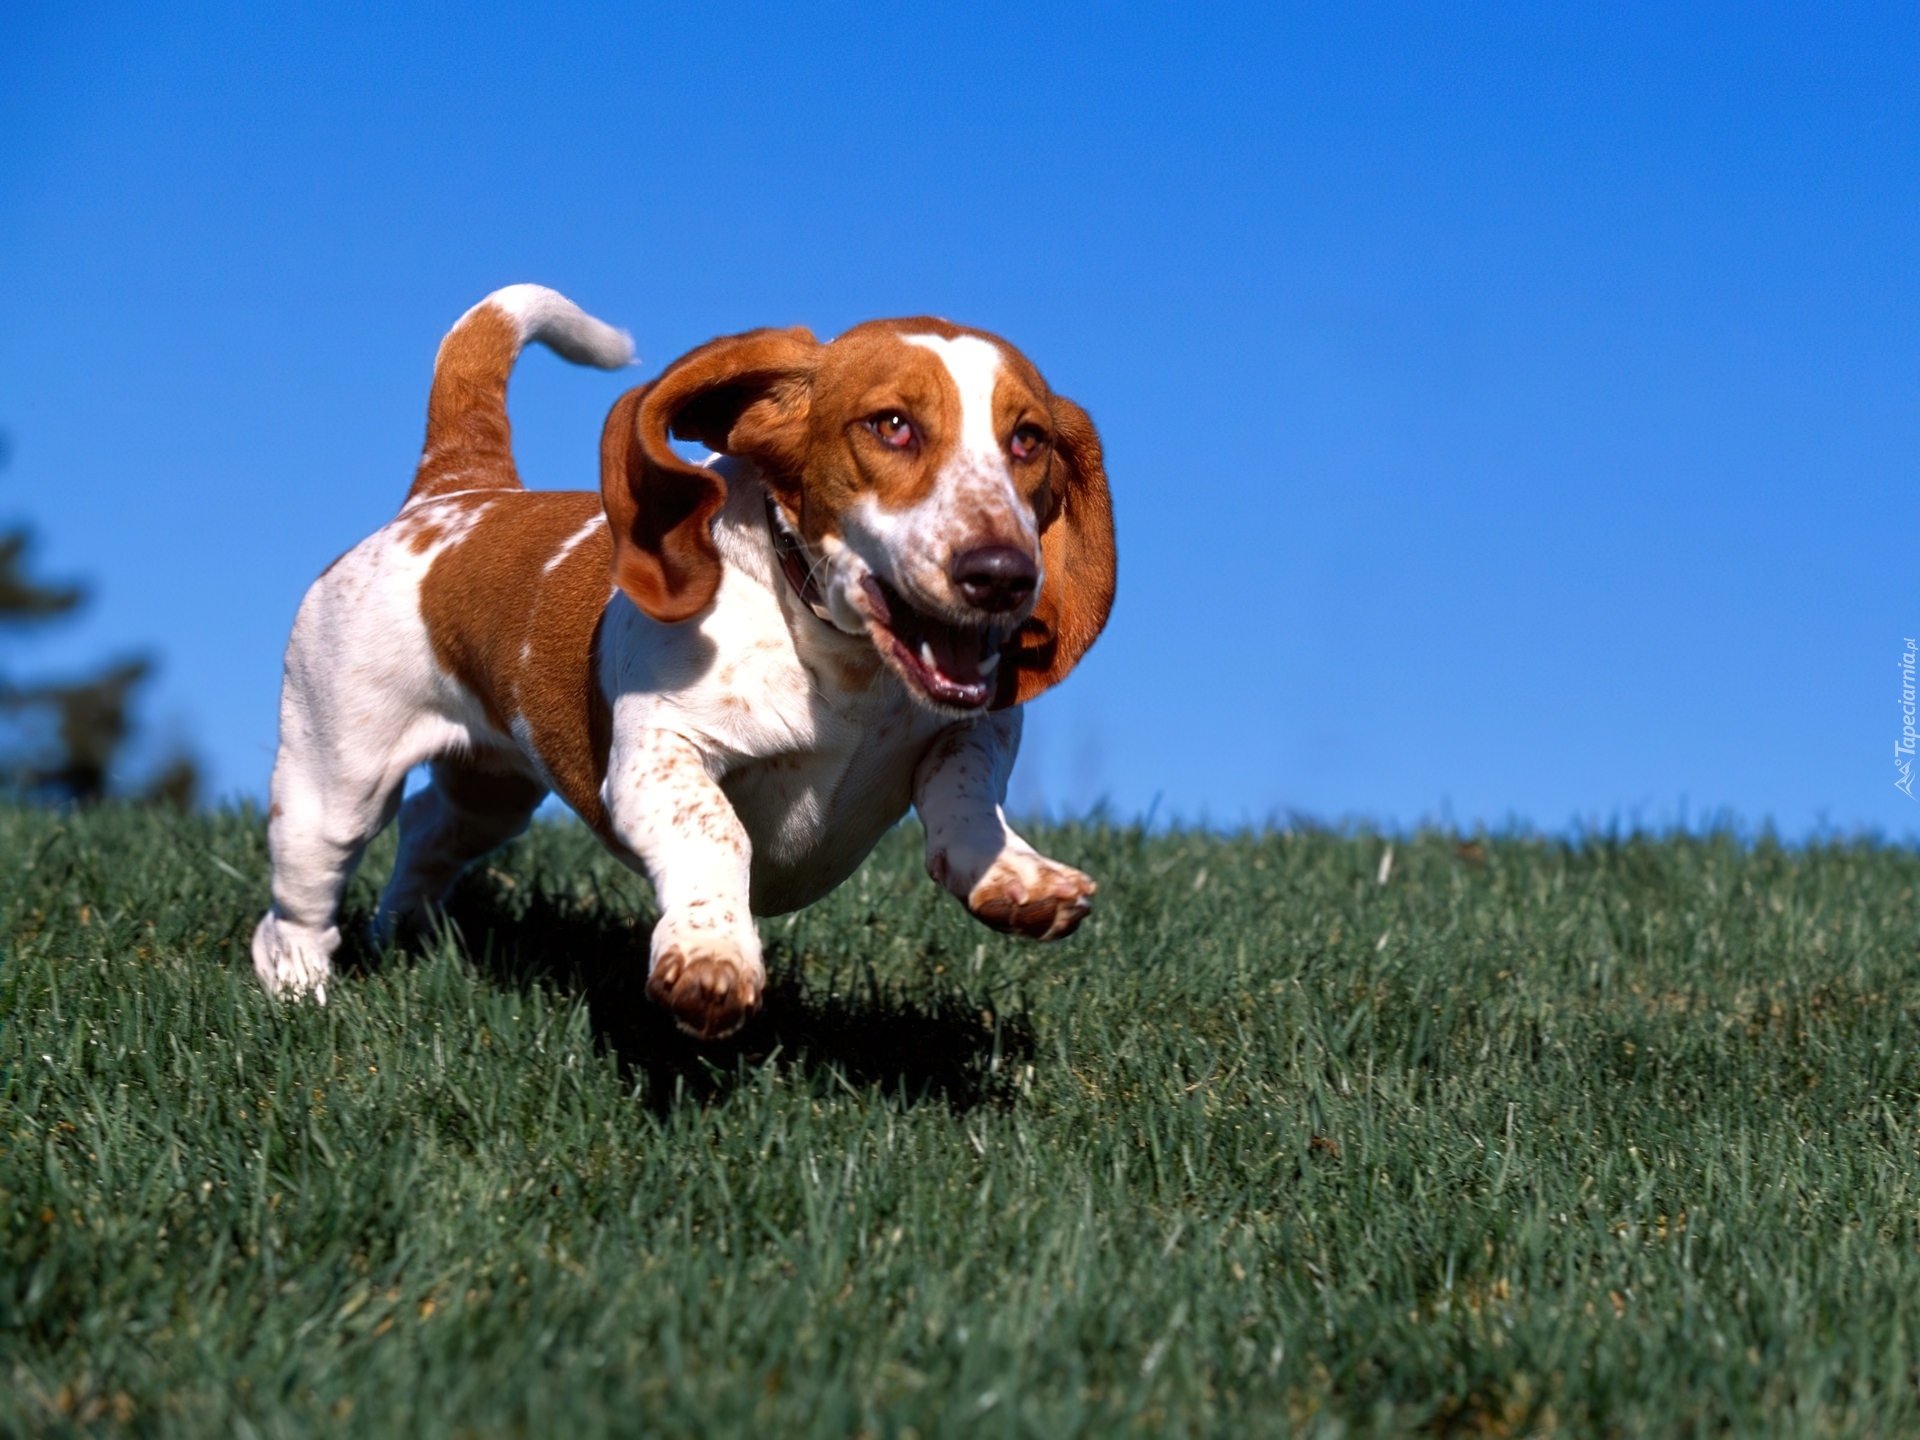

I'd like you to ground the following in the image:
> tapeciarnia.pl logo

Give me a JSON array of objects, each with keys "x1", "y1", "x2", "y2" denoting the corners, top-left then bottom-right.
[{"x1": 1898, "y1": 638, "x2": 1917, "y2": 799}]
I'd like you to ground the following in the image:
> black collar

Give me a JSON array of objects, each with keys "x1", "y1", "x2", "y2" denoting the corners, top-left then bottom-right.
[{"x1": 765, "y1": 493, "x2": 837, "y2": 625}]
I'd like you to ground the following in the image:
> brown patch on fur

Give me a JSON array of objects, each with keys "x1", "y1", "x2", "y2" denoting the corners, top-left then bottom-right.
[
  {"x1": 395, "y1": 504, "x2": 467, "y2": 555},
  {"x1": 778, "y1": 322, "x2": 963, "y2": 529},
  {"x1": 997, "y1": 394, "x2": 1116, "y2": 707},
  {"x1": 416, "y1": 491, "x2": 618, "y2": 840},
  {"x1": 410, "y1": 303, "x2": 525, "y2": 502},
  {"x1": 831, "y1": 648, "x2": 883, "y2": 690},
  {"x1": 601, "y1": 327, "x2": 818, "y2": 623}
]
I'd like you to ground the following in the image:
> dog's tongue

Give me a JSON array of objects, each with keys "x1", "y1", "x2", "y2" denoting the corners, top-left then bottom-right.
[
  {"x1": 923, "y1": 622, "x2": 994, "y2": 685},
  {"x1": 863, "y1": 574, "x2": 1000, "y2": 708}
]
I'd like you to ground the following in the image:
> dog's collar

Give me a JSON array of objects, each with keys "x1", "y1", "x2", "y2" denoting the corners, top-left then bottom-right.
[{"x1": 765, "y1": 493, "x2": 837, "y2": 625}]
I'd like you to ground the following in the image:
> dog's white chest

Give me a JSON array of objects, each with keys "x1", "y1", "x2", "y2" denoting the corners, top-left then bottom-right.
[
  {"x1": 721, "y1": 697, "x2": 943, "y2": 913},
  {"x1": 600, "y1": 560, "x2": 950, "y2": 915}
]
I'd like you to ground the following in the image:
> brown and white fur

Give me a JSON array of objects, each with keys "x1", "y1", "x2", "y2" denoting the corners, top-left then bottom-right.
[{"x1": 252, "y1": 285, "x2": 1116, "y2": 1039}]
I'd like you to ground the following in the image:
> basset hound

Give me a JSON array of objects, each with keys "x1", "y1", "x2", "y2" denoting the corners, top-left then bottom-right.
[{"x1": 251, "y1": 285, "x2": 1116, "y2": 1039}]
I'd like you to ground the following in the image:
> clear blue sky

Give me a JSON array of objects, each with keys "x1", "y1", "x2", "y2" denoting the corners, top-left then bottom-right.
[{"x1": 3, "y1": 2, "x2": 1915, "y2": 836}]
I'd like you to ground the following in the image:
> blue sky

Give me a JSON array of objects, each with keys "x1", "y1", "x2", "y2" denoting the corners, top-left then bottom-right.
[{"x1": 3, "y1": 2, "x2": 1915, "y2": 835}]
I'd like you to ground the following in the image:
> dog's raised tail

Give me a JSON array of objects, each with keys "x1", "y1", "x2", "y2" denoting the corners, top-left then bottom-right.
[{"x1": 409, "y1": 284, "x2": 634, "y2": 503}]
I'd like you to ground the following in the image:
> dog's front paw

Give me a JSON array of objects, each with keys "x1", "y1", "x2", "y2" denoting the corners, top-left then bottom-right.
[
  {"x1": 646, "y1": 909, "x2": 764, "y2": 1041},
  {"x1": 966, "y1": 853, "x2": 1096, "y2": 941},
  {"x1": 250, "y1": 911, "x2": 337, "y2": 1004}
]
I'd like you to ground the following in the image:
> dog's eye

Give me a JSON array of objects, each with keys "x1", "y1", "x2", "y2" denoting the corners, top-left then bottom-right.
[
  {"x1": 867, "y1": 412, "x2": 914, "y2": 450},
  {"x1": 1009, "y1": 425, "x2": 1048, "y2": 461}
]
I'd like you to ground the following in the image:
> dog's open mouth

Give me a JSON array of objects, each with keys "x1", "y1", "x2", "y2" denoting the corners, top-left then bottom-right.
[{"x1": 862, "y1": 576, "x2": 1002, "y2": 710}]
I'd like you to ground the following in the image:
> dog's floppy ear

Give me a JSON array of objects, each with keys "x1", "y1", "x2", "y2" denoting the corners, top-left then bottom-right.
[
  {"x1": 996, "y1": 393, "x2": 1117, "y2": 707},
  {"x1": 600, "y1": 327, "x2": 818, "y2": 623}
]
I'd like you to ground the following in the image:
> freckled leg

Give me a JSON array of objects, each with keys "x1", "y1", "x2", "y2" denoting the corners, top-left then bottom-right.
[
  {"x1": 607, "y1": 729, "x2": 763, "y2": 1040},
  {"x1": 377, "y1": 760, "x2": 547, "y2": 937},
  {"x1": 914, "y1": 708, "x2": 1095, "y2": 941}
]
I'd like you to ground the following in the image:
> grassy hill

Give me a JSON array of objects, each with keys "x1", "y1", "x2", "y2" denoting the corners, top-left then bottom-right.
[{"x1": 4, "y1": 803, "x2": 1920, "y2": 1436}]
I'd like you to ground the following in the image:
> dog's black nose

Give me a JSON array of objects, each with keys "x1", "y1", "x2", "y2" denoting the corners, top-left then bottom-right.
[{"x1": 951, "y1": 545, "x2": 1038, "y2": 613}]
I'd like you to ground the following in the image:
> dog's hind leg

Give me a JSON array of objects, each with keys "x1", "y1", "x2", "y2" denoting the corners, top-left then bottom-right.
[
  {"x1": 251, "y1": 726, "x2": 415, "y2": 1004},
  {"x1": 251, "y1": 573, "x2": 465, "y2": 1001},
  {"x1": 376, "y1": 759, "x2": 547, "y2": 938}
]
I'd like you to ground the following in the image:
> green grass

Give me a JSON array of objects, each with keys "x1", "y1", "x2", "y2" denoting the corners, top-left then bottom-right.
[{"x1": 3, "y1": 803, "x2": 1920, "y2": 1436}]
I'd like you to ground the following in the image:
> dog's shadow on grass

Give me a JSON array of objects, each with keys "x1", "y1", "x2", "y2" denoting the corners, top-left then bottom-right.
[{"x1": 345, "y1": 873, "x2": 1033, "y2": 1116}]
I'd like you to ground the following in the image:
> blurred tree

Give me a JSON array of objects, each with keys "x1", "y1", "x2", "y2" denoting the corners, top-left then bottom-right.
[{"x1": 0, "y1": 430, "x2": 199, "y2": 806}]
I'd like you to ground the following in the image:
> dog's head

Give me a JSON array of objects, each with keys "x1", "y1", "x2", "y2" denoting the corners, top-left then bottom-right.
[{"x1": 599, "y1": 318, "x2": 1116, "y2": 714}]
